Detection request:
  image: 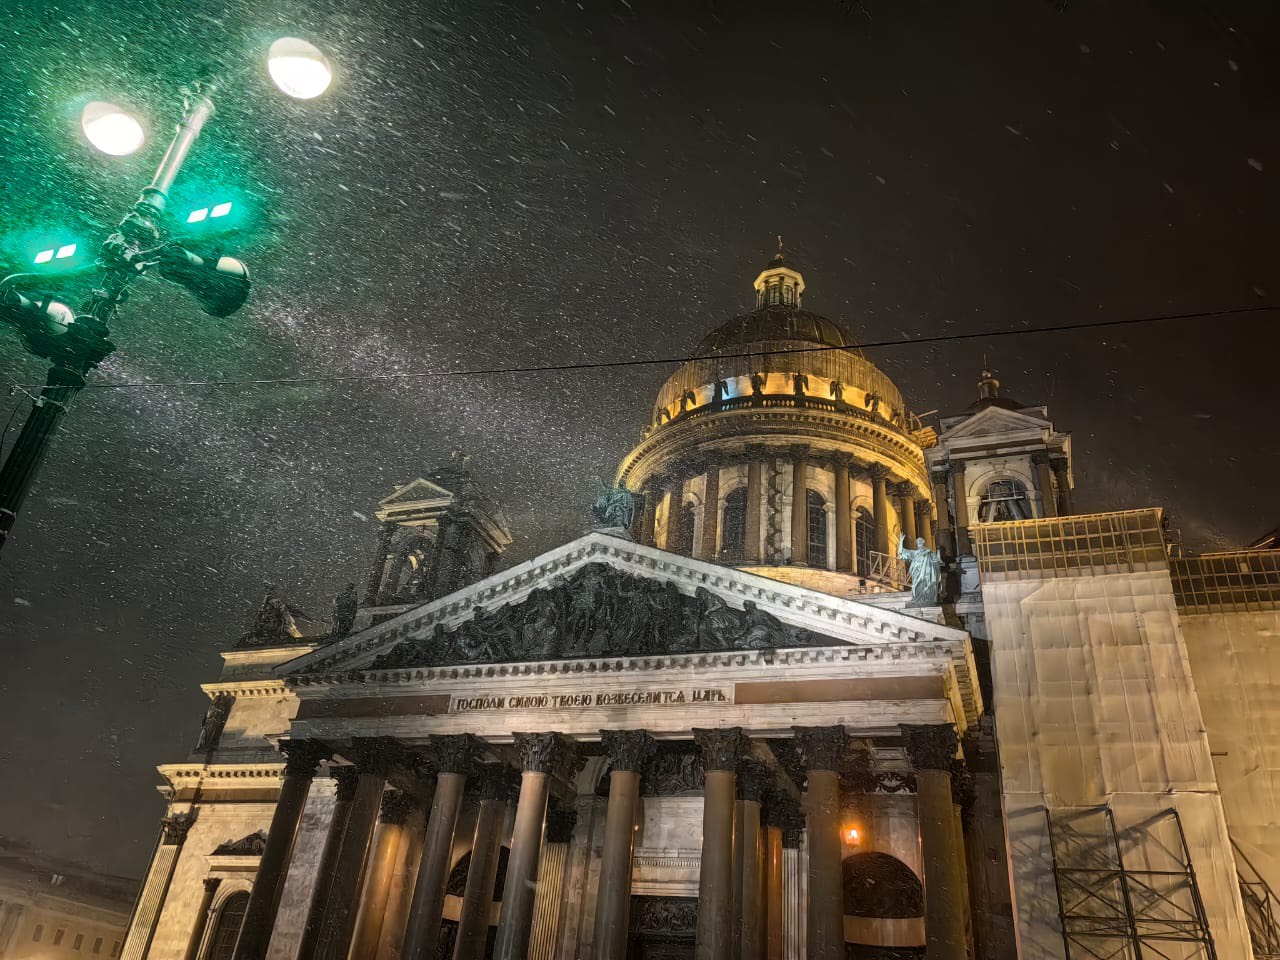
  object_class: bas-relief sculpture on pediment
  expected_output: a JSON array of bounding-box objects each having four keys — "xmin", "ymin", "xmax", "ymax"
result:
[{"xmin": 361, "ymin": 561, "xmax": 839, "ymax": 671}]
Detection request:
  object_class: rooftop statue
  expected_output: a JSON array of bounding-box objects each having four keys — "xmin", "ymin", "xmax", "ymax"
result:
[
  {"xmin": 331, "ymin": 581, "xmax": 358, "ymax": 638},
  {"xmin": 898, "ymin": 532, "xmax": 942, "ymax": 606},
  {"xmin": 592, "ymin": 480, "xmax": 636, "ymax": 532}
]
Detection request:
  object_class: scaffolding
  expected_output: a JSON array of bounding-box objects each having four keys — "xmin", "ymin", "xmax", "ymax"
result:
[
  {"xmin": 1234, "ymin": 840, "xmax": 1280, "ymax": 959},
  {"xmin": 1045, "ymin": 806, "xmax": 1217, "ymax": 960}
]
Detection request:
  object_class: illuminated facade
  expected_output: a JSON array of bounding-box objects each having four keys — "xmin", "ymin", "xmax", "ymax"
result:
[{"xmin": 121, "ymin": 252, "xmax": 1280, "ymax": 960}]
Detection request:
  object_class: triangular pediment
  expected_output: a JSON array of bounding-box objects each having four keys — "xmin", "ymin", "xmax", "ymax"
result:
[
  {"xmin": 378, "ymin": 478, "xmax": 457, "ymax": 508},
  {"xmin": 279, "ymin": 532, "xmax": 970, "ymax": 678},
  {"xmin": 938, "ymin": 404, "xmax": 1050, "ymax": 441}
]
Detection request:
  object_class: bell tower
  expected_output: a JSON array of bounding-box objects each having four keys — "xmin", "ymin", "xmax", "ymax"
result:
[{"xmin": 360, "ymin": 453, "xmax": 513, "ymax": 614}]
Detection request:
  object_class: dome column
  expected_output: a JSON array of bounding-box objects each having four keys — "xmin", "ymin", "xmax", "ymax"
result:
[
  {"xmin": 790, "ymin": 446, "xmax": 809, "ymax": 565},
  {"xmin": 931, "ymin": 472, "xmax": 953, "ymax": 556},
  {"xmin": 868, "ymin": 464, "xmax": 891, "ymax": 556},
  {"xmin": 833, "ymin": 456, "xmax": 853, "ymax": 573},
  {"xmin": 701, "ymin": 462, "xmax": 721, "ymax": 561},
  {"xmin": 897, "ymin": 483, "xmax": 918, "ymax": 544},
  {"xmin": 951, "ymin": 462, "xmax": 972, "ymax": 555},
  {"xmin": 916, "ymin": 500, "xmax": 936, "ymax": 550},
  {"xmin": 744, "ymin": 446, "xmax": 766, "ymax": 564},
  {"xmin": 1032, "ymin": 454, "xmax": 1057, "ymax": 519},
  {"xmin": 638, "ymin": 479, "xmax": 660, "ymax": 547},
  {"xmin": 1052, "ymin": 457, "xmax": 1073, "ymax": 515}
]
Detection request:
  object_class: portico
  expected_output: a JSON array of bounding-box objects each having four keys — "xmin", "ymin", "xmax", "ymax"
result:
[{"xmin": 217, "ymin": 532, "xmax": 986, "ymax": 960}]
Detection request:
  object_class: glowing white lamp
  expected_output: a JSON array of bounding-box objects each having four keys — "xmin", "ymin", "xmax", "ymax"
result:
[
  {"xmin": 268, "ymin": 38, "xmax": 333, "ymax": 100},
  {"xmin": 81, "ymin": 101, "xmax": 146, "ymax": 156}
]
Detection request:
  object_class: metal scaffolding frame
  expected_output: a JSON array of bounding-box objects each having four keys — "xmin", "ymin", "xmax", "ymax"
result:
[
  {"xmin": 1234, "ymin": 840, "xmax": 1280, "ymax": 959},
  {"xmin": 1045, "ymin": 806, "xmax": 1217, "ymax": 960}
]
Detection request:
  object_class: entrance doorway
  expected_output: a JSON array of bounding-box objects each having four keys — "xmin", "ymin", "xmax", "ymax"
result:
[{"xmin": 627, "ymin": 896, "xmax": 697, "ymax": 959}]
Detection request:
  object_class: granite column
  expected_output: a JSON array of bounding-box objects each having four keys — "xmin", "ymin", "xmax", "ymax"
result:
[
  {"xmin": 869, "ymin": 465, "xmax": 891, "ymax": 556},
  {"xmin": 794, "ymin": 725, "xmax": 848, "ymax": 960},
  {"xmin": 790, "ymin": 447, "xmax": 809, "ymax": 564},
  {"xmin": 494, "ymin": 733, "xmax": 576, "ymax": 960},
  {"xmin": 403, "ymin": 735, "xmax": 477, "ymax": 960},
  {"xmin": 453, "ymin": 768, "xmax": 511, "ymax": 960},
  {"xmin": 901, "ymin": 724, "xmax": 965, "ymax": 960},
  {"xmin": 693, "ymin": 728, "xmax": 745, "ymax": 960},
  {"xmin": 834, "ymin": 457, "xmax": 853, "ymax": 572},
  {"xmin": 232, "ymin": 739, "xmax": 330, "ymax": 960},
  {"xmin": 592, "ymin": 730, "xmax": 656, "ymax": 960}
]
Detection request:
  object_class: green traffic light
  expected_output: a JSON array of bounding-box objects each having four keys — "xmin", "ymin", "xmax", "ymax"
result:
[
  {"xmin": 185, "ymin": 201, "xmax": 235, "ymax": 225},
  {"xmin": 21, "ymin": 235, "xmax": 86, "ymax": 271}
]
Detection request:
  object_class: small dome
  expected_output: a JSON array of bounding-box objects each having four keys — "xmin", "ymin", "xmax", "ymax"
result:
[{"xmin": 698, "ymin": 306, "xmax": 855, "ymax": 353}]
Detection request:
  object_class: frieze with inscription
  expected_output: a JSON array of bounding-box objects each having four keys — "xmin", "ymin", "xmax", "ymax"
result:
[{"xmin": 368, "ymin": 562, "xmax": 834, "ymax": 670}]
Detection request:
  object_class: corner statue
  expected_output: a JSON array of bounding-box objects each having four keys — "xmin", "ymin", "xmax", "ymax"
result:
[
  {"xmin": 592, "ymin": 480, "xmax": 636, "ymax": 532},
  {"xmin": 898, "ymin": 532, "xmax": 942, "ymax": 606}
]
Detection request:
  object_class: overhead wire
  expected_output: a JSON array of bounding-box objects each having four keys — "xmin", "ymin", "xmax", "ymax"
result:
[{"xmin": 5, "ymin": 302, "xmax": 1275, "ymax": 393}]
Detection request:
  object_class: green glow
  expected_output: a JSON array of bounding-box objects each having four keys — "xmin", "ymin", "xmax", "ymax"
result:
[{"xmin": 81, "ymin": 101, "xmax": 145, "ymax": 156}]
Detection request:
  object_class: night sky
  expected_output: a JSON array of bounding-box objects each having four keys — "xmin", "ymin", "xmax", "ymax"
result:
[{"xmin": 0, "ymin": 0, "xmax": 1276, "ymax": 879}]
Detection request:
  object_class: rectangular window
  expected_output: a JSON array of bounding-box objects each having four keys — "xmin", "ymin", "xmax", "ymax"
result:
[
  {"xmin": 112, "ymin": 941, "xmax": 121, "ymax": 957},
  {"xmin": 94, "ymin": 937, "xmax": 104, "ymax": 954},
  {"xmin": 54, "ymin": 928, "xmax": 65, "ymax": 945},
  {"xmin": 74, "ymin": 932, "xmax": 84, "ymax": 949},
  {"xmin": 33, "ymin": 924, "xmax": 43, "ymax": 942}
]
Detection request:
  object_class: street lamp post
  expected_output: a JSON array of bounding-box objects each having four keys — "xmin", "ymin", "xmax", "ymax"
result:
[{"xmin": 0, "ymin": 39, "xmax": 332, "ymax": 555}]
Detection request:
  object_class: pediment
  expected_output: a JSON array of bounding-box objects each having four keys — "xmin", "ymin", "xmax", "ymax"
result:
[
  {"xmin": 378, "ymin": 478, "xmax": 456, "ymax": 509},
  {"xmin": 279, "ymin": 532, "xmax": 971, "ymax": 678},
  {"xmin": 938, "ymin": 405, "xmax": 1050, "ymax": 441}
]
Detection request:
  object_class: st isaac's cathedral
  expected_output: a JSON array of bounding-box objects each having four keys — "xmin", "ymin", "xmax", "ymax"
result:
[{"xmin": 119, "ymin": 251, "xmax": 1280, "ymax": 960}]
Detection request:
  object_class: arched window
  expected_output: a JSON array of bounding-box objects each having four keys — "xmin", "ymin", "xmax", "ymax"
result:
[
  {"xmin": 855, "ymin": 507, "xmax": 874, "ymax": 575},
  {"xmin": 386, "ymin": 534, "xmax": 434, "ymax": 600},
  {"xmin": 978, "ymin": 479, "xmax": 1031, "ymax": 522},
  {"xmin": 842, "ymin": 853, "xmax": 923, "ymax": 918},
  {"xmin": 806, "ymin": 490, "xmax": 828, "ymax": 567},
  {"xmin": 203, "ymin": 891, "xmax": 249, "ymax": 960},
  {"xmin": 721, "ymin": 488, "xmax": 748, "ymax": 562}
]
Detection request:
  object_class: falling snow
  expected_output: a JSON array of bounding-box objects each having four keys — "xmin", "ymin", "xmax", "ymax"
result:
[{"xmin": 0, "ymin": 0, "xmax": 1275, "ymax": 881}]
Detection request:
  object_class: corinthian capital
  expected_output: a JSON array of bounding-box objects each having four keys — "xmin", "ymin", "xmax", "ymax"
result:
[
  {"xmin": 160, "ymin": 811, "xmax": 197, "ymax": 845},
  {"xmin": 278, "ymin": 738, "xmax": 330, "ymax": 778},
  {"xmin": 867, "ymin": 463, "xmax": 891, "ymax": 483},
  {"xmin": 600, "ymin": 729, "xmax": 657, "ymax": 773},
  {"xmin": 349, "ymin": 736, "xmax": 403, "ymax": 776},
  {"xmin": 792, "ymin": 725, "xmax": 849, "ymax": 772},
  {"xmin": 514, "ymin": 732, "xmax": 577, "ymax": 774},
  {"xmin": 429, "ymin": 734, "xmax": 479, "ymax": 775},
  {"xmin": 693, "ymin": 727, "xmax": 746, "ymax": 772},
  {"xmin": 899, "ymin": 723, "xmax": 958, "ymax": 772}
]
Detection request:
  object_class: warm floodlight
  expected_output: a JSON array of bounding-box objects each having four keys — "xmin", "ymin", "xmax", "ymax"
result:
[
  {"xmin": 268, "ymin": 38, "xmax": 333, "ymax": 99},
  {"xmin": 81, "ymin": 101, "xmax": 145, "ymax": 156}
]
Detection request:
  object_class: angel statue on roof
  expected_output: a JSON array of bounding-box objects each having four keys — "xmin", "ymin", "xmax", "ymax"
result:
[
  {"xmin": 592, "ymin": 480, "xmax": 636, "ymax": 533},
  {"xmin": 898, "ymin": 532, "xmax": 943, "ymax": 606}
]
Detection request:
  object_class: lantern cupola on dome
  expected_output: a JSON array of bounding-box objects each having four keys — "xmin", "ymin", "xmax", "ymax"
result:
[{"xmin": 753, "ymin": 236, "xmax": 806, "ymax": 309}]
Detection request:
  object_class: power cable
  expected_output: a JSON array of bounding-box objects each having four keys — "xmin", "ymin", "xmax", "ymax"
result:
[{"xmin": 7, "ymin": 302, "xmax": 1275, "ymax": 392}]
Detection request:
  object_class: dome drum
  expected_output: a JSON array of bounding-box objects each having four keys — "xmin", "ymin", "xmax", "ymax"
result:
[{"xmin": 614, "ymin": 250, "xmax": 935, "ymax": 594}]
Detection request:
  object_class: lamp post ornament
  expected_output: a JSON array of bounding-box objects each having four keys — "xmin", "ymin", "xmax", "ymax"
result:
[{"xmin": 0, "ymin": 40, "xmax": 330, "ymax": 555}]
